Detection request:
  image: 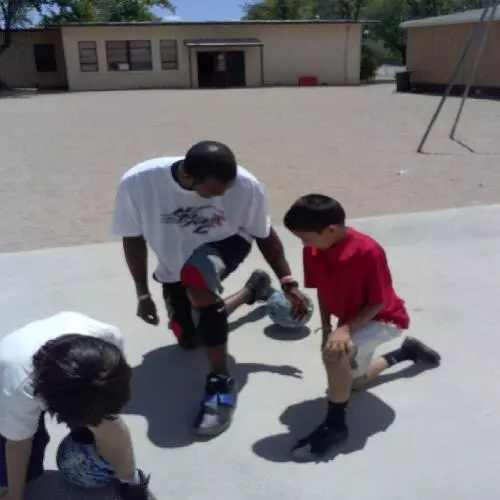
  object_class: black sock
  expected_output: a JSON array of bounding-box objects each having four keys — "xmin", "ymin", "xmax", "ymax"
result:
[
  {"xmin": 324, "ymin": 401, "xmax": 348, "ymax": 431},
  {"xmin": 197, "ymin": 302, "xmax": 228, "ymax": 347},
  {"xmin": 383, "ymin": 347, "xmax": 412, "ymax": 367}
]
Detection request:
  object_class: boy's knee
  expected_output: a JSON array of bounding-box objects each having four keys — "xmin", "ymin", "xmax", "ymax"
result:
[{"xmin": 322, "ymin": 352, "xmax": 352, "ymax": 372}]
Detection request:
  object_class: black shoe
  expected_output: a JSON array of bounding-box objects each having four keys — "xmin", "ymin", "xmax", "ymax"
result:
[
  {"xmin": 244, "ymin": 270, "xmax": 273, "ymax": 305},
  {"xmin": 291, "ymin": 424, "xmax": 349, "ymax": 462},
  {"xmin": 114, "ymin": 469, "xmax": 151, "ymax": 500},
  {"xmin": 402, "ymin": 336, "xmax": 441, "ymax": 365},
  {"xmin": 193, "ymin": 373, "xmax": 237, "ymax": 437}
]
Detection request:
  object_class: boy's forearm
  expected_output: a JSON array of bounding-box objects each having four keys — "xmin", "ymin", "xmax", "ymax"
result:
[
  {"xmin": 5, "ymin": 438, "xmax": 33, "ymax": 500},
  {"xmin": 344, "ymin": 303, "xmax": 384, "ymax": 335},
  {"xmin": 91, "ymin": 417, "xmax": 135, "ymax": 481},
  {"xmin": 123, "ymin": 237, "xmax": 150, "ymax": 297}
]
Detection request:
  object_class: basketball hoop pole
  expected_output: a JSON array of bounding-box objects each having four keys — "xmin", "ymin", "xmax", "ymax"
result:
[
  {"xmin": 449, "ymin": 1, "xmax": 499, "ymax": 140},
  {"xmin": 416, "ymin": 1, "xmax": 493, "ymax": 153}
]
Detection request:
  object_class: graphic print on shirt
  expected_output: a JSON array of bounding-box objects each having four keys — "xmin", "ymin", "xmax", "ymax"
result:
[{"xmin": 160, "ymin": 205, "xmax": 227, "ymax": 234}]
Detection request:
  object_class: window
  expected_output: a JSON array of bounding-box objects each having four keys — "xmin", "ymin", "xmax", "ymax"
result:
[
  {"xmin": 33, "ymin": 44, "xmax": 57, "ymax": 73},
  {"xmin": 106, "ymin": 40, "xmax": 152, "ymax": 71},
  {"xmin": 160, "ymin": 40, "xmax": 178, "ymax": 70},
  {"xmin": 78, "ymin": 41, "xmax": 98, "ymax": 72}
]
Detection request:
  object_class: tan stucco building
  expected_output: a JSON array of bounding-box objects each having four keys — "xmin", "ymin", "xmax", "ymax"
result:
[
  {"xmin": 401, "ymin": 8, "xmax": 500, "ymax": 97},
  {"xmin": 0, "ymin": 20, "xmax": 363, "ymax": 92}
]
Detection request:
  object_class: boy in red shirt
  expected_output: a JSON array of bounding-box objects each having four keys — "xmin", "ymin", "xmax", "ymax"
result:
[{"xmin": 283, "ymin": 194, "xmax": 441, "ymax": 462}]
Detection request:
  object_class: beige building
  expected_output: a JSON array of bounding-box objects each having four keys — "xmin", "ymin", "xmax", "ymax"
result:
[
  {"xmin": 0, "ymin": 29, "xmax": 67, "ymax": 89},
  {"xmin": 0, "ymin": 20, "xmax": 363, "ymax": 92},
  {"xmin": 401, "ymin": 8, "xmax": 500, "ymax": 97}
]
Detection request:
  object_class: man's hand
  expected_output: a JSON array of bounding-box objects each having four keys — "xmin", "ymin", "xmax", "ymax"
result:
[
  {"xmin": 137, "ymin": 296, "xmax": 159, "ymax": 325},
  {"xmin": 284, "ymin": 286, "xmax": 311, "ymax": 321},
  {"xmin": 323, "ymin": 325, "xmax": 355, "ymax": 360}
]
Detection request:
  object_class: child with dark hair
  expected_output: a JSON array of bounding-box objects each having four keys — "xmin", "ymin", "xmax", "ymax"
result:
[
  {"xmin": 0, "ymin": 312, "xmax": 150, "ymax": 500},
  {"xmin": 283, "ymin": 194, "xmax": 441, "ymax": 462}
]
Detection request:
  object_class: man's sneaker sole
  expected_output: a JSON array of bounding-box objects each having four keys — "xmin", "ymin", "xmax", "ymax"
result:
[{"xmin": 403, "ymin": 336, "xmax": 441, "ymax": 365}]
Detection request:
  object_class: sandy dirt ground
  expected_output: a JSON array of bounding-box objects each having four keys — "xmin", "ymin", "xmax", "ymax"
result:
[{"xmin": 1, "ymin": 84, "xmax": 499, "ymax": 252}]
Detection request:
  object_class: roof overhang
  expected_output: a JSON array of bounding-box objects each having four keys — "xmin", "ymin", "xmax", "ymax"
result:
[
  {"xmin": 401, "ymin": 7, "xmax": 500, "ymax": 28},
  {"xmin": 184, "ymin": 38, "xmax": 263, "ymax": 48}
]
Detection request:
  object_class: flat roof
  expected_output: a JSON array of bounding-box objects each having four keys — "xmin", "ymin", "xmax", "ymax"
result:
[
  {"xmin": 51, "ymin": 19, "xmax": 365, "ymax": 28},
  {"xmin": 401, "ymin": 7, "xmax": 500, "ymax": 28}
]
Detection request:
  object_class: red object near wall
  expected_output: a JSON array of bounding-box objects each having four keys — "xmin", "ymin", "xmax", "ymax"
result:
[{"xmin": 298, "ymin": 76, "xmax": 318, "ymax": 86}]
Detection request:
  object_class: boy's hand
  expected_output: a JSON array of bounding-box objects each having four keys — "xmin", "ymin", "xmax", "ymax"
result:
[{"xmin": 323, "ymin": 326, "xmax": 355, "ymax": 360}]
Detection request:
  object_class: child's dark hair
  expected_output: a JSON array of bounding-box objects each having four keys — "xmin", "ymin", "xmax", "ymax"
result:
[
  {"xmin": 284, "ymin": 194, "xmax": 346, "ymax": 232},
  {"xmin": 32, "ymin": 334, "xmax": 131, "ymax": 428},
  {"xmin": 183, "ymin": 140, "xmax": 237, "ymax": 183}
]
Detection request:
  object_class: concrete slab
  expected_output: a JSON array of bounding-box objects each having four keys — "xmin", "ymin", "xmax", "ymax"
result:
[{"xmin": 1, "ymin": 205, "xmax": 500, "ymax": 500}]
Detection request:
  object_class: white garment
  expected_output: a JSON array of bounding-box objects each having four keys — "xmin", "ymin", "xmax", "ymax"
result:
[
  {"xmin": 112, "ymin": 156, "xmax": 271, "ymax": 283},
  {"xmin": 350, "ymin": 321, "xmax": 402, "ymax": 377},
  {"xmin": 0, "ymin": 312, "xmax": 123, "ymax": 441}
]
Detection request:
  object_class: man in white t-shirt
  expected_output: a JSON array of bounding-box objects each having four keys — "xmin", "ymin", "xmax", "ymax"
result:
[
  {"xmin": 0, "ymin": 312, "xmax": 150, "ymax": 500},
  {"xmin": 113, "ymin": 140, "xmax": 310, "ymax": 437}
]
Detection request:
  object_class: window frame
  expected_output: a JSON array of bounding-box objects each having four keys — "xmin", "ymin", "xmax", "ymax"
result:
[
  {"xmin": 33, "ymin": 43, "xmax": 58, "ymax": 73},
  {"xmin": 106, "ymin": 40, "xmax": 153, "ymax": 72},
  {"xmin": 159, "ymin": 39, "xmax": 179, "ymax": 70},
  {"xmin": 78, "ymin": 41, "xmax": 99, "ymax": 72}
]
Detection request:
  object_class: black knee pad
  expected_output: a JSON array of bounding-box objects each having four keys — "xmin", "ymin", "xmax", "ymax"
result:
[
  {"xmin": 196, "ymin": 302, "xmax": 228, "ymax": 347},
  {"xmin": 163, "ymin": 284, "xmax": 197, "ymax": 339}
]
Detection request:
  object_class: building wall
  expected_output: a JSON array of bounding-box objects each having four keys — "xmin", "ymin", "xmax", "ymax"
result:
[
  {"xmin": 0, "ymin": 30, "xmax": 67, "ymax": 89},
  {"xmin": 406, "ymin": 22, "xmax": 500, "ymax": 88},
  {"xmin": 60, "ymin": 23, "xmax": 362, "ymax": 91}
]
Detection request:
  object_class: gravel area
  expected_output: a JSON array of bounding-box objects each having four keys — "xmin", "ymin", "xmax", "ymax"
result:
[{"xmin": 1, "ymin": 84, "xmax": 499, "ymax": 252}]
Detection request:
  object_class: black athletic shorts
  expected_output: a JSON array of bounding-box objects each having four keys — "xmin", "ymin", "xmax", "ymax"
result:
[{"xmin": 162, "ymin": 235, "xmax": 251, "ymax": 340}]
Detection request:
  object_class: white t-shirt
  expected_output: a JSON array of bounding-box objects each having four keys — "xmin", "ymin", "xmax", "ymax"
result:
[
  {"xmin": 0, "ymin": 312, "xmax": 123, "ymax": 441},
  {"xmin": 112, "ymin": 156, "xmax": 271, "ymax": 283}
]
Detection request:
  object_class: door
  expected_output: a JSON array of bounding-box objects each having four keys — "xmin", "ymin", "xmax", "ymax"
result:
[{"xmin": 197, "ymin": 50, "xmax": 246, "ymax": 88}]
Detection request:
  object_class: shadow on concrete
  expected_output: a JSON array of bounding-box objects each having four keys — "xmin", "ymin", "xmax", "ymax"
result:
[
  {"xmin": 365, "ymin": 362, "xmax": 436, "ymax": 391},
  {"xmin": 26, "ymin": 471, "xmax": 113, "ymax": 500},
  {"xmin": 252, "ymin": 392, "xmax": 395, "ymax": 463},
  {"xmin": 123, "ymin": 304, "xmax": 302, "ymax": 449},
  {"xmin": 228, "ymin": 305, "xmax": 267, "ymax": 332},
  {"xmin": 263, "ymin": 324, "xmax": 311, "ymax": 342}
]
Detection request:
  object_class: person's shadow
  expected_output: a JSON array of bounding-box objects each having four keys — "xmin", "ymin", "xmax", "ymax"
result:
[
  {"xmin": 122, "ymin": 306, "xmax": 304, "ymax": 449},
  {"xmin": 252, "ymin": 391, "xmax": 395, "ymax": 463},
  {"xmin": 26, "ymin": 471, "xmax": 113, "ymax": 500}
]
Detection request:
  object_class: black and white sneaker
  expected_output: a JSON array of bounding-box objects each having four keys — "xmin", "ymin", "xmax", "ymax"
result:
[
  {"xmin": 193, "ymin": 373, "xmax": 237, "ymax": 437},
  {"xmin": 402, "ymin": 337, "xmax": 441, "ymax": 365},
  {"xmin": 291, "ymin": 424, "xmax": 349, "ymax": 462},
  {"xmin": 114, "ymin": 469, "xmax": 151, "ymax": 500},
  {"xmin": 244, "ymin": 270, "xmax": 273, "ymax": 305}
]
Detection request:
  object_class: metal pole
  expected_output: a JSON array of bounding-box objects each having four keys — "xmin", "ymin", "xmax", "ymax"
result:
[
  {"xmin": 416, "ymin": 2, "xmax": 492, "ymax": 153},
  {"xmin": 449, "ymin": 2, "xmax": 499, "ymax": 140}
]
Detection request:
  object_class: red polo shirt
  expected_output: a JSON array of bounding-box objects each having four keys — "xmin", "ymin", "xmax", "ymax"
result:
[{"xmin": 303, "ymin": 228, "xmax": 409, "ymax": 329}]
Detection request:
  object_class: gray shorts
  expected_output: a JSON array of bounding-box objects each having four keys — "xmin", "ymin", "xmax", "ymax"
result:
[{"xmin": 179, "ymin": 235, "xmax": 252, "ymax": 295}]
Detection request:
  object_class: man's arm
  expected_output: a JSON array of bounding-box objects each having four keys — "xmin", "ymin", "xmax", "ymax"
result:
[
  {"xmin": 5, "ymin": 438, "xmax": 33, "ymax": 500},
  {"xmin": 256, "ymin": 227, "xmax": 293, "ymax": 280},
  {"xmin": 123, "ymin": 236, "xmax": 150, "ymax": 297}
]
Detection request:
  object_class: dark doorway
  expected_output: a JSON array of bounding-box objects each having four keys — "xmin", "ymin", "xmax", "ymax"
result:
[{"xmin": 197, "ymin": 51, "xmax": 246, "ymax": 89}]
